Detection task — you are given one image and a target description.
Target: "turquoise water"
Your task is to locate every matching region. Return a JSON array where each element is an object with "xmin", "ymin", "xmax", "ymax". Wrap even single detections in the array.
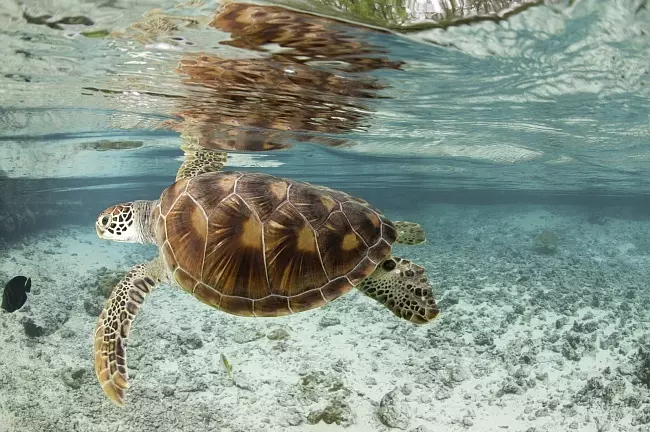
[{"xmin": 1, "ymin": 1, "xmax": 650, "ymax": 431}]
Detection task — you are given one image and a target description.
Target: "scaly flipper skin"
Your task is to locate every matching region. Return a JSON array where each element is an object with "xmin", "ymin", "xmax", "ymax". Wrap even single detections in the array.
[
  {"xmin": 176, "ymin": 142, "xmax": 228, "ymax": 181},
  {"xmin": 357, "ymin": 256, "xmax": 439, "ymax": 324},
  {"xmin": 94, "ymin": 257, "xmax": 166, "ymax": 407},
  {"xmin": 393, "ymin": 221, "xmax": 426, "ymax": 245}
]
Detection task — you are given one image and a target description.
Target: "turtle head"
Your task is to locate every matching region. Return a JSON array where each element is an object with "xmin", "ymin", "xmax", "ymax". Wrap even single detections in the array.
[{"xmin": 96, "ymin": 200, "xmax": 156, "ymax": 244}]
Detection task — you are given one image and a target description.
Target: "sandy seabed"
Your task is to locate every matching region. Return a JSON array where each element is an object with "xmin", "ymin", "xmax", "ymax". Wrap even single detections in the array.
[{"xmin": 1, "ymin": 203, "xmax": 650, "ymax": 432}]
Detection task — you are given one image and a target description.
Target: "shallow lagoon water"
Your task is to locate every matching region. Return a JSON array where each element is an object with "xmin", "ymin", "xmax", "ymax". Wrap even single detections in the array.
[{"xmin": 1, "ymin": 1, "xmax": 650, "ymax": 431}]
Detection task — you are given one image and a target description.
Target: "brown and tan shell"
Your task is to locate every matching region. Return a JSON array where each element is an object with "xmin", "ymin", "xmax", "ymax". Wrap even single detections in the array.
[{"xmin": 152, "ymin": 171, "xmax": 397, "ymax": 317}]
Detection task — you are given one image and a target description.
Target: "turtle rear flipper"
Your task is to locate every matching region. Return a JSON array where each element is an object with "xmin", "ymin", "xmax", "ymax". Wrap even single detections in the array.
[
  {"xmin": 176, "ymin": 142, "xmax": 228, "ymax": 181},
  {"xmin": 357, "ymin": 257, "xmax": 439, "ymax": 324},
  {"xmin": 394, "ymin": 221, "xmax": 426, "ymax": 245},
  {"xmin": 94, "ymin": 258, "xmax": 166, "ymax": 407}
]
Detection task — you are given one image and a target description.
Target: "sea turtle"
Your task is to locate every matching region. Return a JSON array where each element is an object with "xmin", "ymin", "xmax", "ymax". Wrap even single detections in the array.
[{"xmin": 93, "ymin": 144, "xmax": 439, "ymax": 407}]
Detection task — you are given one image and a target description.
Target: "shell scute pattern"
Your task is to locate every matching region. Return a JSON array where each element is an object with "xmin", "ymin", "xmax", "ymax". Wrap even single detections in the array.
[
  {"xmin": 340, "ymin": 201, "xmax": 381, "ymax": 247},
  {"xmin": 158, "ymin": 172, "xmax": 395, "ymax": 316},
  {"xmin": 219, "ymin": 296, "xmax": 254, "ymax": 316},
  {"xmin": 316, "ymin": 211, "xmax": 367, "ymax": 277},
  {"xmin": 193, "ymin": 282, "xmax": 222, "ymax": 308},
  {"xmin": 264, "ymin": 202, "xmax": 329, "ymax": 295},
  {"xmin": 252, "ymin": 295, "xmax": 292, "ymax": 317},
  {"xmin": 368, "ymin": 239, "xmax": 392, "ymax": 263},
  {"xmin": 159, "ymin": 177, "xmax": 190, "ymax": 216},
  {"xmin": 347, "ymin": 257, "xmax": 377, "ymax": 285},
  {"xmin": 202, "ymin": 193, "xmax": 269, "ymax": 298},
  {"xmin": 235, "ymin": 173, "xmax": 289, "ymax": 222},
  {"xmin": 288, "ymin": 181, "xmax": 338, "ymax": 229},
  {"xmin": 187, "ymin": 171, "xmax": 240, "ymax": 213},
  {"xmin": 173, "ymin": 268, "xmax": 198, "ymax": 292},
  {"xmin": 381, "ymin": 217, "xmax": 398, "ymax": 244},
  {"xmin": 160, "ymin": 241, "xmax": 178, "ymax": 271},
  {"xmin": 288, "ymin": 289, "xmax": 327, "ymax": 313},
  {"xmin": 320, "ymin": 277, "xmax": 353, "ymax": 302},
  {"xmin": 153, "ymin": 205, "xmax": 166, "ymax": 246},
  {"xmin": 165, "ymin": 194, "xmax": 208, "ymax": 281}
]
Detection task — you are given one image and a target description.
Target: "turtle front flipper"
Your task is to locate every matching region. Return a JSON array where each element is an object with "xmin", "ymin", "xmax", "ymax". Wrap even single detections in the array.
[
  {"xmin": 393, "ymin": 221, "xmax": 426, "ymax": 245},
  {"xmin": 176, "ymin": 142, "xmax": 228, "ymax": 181},
  {"xmin": 357, "ymin": 257, "xmax": 439, "ymax": 324},
  {"xmin": 94, "ymin": 257, "xmax": 166, "ymax": 407}
]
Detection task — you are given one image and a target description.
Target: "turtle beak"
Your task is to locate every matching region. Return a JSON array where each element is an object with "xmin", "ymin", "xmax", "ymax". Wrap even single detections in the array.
[{"xmin": 96, "ymin": 223, "xmax": 104, "ymax": 238}]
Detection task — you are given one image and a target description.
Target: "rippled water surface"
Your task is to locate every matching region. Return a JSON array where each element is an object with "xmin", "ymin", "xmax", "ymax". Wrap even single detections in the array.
[{"xmin": 1, "ymin": 0, "xmax": 648, "ymax": 195}]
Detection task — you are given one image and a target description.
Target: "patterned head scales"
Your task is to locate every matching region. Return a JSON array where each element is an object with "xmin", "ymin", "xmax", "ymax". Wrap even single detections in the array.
[{"xmin": 96, "ymin": 202, "xmax": 137, "ymax": 242}]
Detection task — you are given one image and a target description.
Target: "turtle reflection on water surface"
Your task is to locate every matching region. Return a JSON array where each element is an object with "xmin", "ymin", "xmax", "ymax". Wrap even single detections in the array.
[{"xmin": 158, "ymin": 0, "xmax": 404, "ymax": 152}]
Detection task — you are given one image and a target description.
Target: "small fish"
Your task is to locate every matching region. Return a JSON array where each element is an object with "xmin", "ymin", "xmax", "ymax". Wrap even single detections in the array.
[
  {"xmin": 220, "ymin": 353, "xmax": 232, "ymax": 378},
  {"xmin": 1, "ymin": 276, "xmax": 32, "ymax": 313}
]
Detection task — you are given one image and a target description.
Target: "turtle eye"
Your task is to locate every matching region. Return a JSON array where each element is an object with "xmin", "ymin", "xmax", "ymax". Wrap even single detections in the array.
[
  {"xmin": 101, "ymin": 215, "xmax": 110, "ymax": 227},
  {"xmin": 382, "ymin": 259, "xmax": 397, "ymax": 271}
]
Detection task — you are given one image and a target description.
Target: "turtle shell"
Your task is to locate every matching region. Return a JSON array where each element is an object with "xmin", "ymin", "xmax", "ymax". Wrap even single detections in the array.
[{"xmin": 153, "ymin": 171, "xmax": 397, "ymax": 317}]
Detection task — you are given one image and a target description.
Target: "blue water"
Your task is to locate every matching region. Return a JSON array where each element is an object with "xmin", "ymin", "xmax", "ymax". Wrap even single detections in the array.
[{"xmin": 1, "ymin": 0, "xmax": 650, "ymax": 431}]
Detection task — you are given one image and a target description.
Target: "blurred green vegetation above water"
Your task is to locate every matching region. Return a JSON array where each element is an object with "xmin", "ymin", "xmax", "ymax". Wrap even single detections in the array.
[{"xmin": 274, "ymin": 0, "xmax": 574, "ymax": 31}]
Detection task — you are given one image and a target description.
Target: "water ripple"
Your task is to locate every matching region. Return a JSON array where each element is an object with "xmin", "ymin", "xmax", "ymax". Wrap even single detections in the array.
[{"xmin": 0, "ymin": 0, "xmax": 648, "ymax": 193}]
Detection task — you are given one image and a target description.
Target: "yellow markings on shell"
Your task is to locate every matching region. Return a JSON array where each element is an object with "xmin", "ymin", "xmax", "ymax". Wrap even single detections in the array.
[
  {"xmin": 296, "ymin": 225, "xmax": 316, "ymax": 252},
  {"xmin": 190, "ymin": 204, "xmax": 208, "ymax": 237},
  {"xmin": 269, "ymin": 181, "xmax": 288, "ymax": 200},
  {"xmin": 341, "ymin": 232, "xmax": 359, "ymax": 251},
  {"xmin": 368, "ymin": 212, "xmax": 381, "ymax": 228},
  {"xmin": 240, "ymin": 215, "xmax": 261, "ymax": 248},
  {"xmin": 320, "ymin": 195, "xmax": 337, "ymax": 212}
]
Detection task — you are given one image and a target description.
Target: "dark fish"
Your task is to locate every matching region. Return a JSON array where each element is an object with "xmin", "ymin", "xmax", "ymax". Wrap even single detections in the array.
[{"xmin": 1, "ymin": 276, "xmax": 32, "ymax": 312}]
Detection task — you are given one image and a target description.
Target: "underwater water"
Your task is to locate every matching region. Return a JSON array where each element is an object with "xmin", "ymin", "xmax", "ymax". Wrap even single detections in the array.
[{"xmin": 1, "ymin": 0, "xmax": 650, "ymax": 431}]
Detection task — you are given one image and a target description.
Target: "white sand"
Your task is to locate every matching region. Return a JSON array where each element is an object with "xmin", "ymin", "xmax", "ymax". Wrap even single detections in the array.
[{"xmin": 1, "ymin": 203, "xmax": 649, "ymax": 432}]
